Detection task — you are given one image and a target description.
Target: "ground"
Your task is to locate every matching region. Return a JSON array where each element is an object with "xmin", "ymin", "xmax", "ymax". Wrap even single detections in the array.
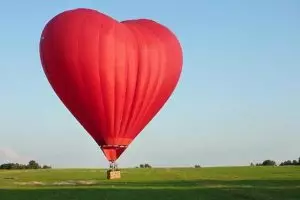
[{"xmin": 0, "ymin": 166, "xmax": 299, "ymax": 200}]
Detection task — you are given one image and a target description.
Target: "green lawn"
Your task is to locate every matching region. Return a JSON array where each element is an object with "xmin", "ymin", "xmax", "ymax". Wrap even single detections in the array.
[{"xmin": 0, "ymin": 166, "xmax": 299, "ymax": 200}]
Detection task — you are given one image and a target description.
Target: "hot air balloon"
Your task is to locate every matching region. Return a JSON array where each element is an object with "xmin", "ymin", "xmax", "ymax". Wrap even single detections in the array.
[{"xmin": 39, "ymin": 8, "xmax": 183, "ymax": 171}]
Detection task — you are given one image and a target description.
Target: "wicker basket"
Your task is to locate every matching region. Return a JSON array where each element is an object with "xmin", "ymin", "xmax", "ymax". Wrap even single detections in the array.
[{"xmin": 107, "ymin": 170, "xmax": 121, "ymax": 179}]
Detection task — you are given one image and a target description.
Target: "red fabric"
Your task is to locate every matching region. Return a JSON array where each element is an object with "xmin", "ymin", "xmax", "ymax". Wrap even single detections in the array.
[
  {"xmin": 101, "ymin": 146, "xmax": 126, "ymax": 162},
  {"xmin": 39, "ymin": 8, "xmax": 183, "ymax": 162}
]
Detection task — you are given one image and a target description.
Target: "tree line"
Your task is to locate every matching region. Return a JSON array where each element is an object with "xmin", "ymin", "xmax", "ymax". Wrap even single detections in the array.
[
  {"xmin": 0, "ymin": 160, "xmax": 51, "ymax": 170},
  {"xmin": 251, "ymin": 156, "xmax": 300, "ymax": 166}
]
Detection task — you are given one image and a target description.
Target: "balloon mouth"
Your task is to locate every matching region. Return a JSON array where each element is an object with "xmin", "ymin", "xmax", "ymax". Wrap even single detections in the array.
[{"xmin": 101, "ymin": 145, "xmax": 128, "ymax": 162}]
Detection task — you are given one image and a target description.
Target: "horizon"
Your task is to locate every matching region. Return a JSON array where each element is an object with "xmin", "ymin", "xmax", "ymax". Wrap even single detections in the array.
[{"xmin": 0, "ymin": 0, "xmax": 299, "ymax": 168}]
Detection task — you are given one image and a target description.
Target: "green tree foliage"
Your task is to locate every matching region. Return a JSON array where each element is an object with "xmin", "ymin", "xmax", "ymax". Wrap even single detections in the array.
[
  {"xmin": 255, "ymin": 160, "xmax": 276, "ymax": 166},
  {"xmin": 0, "ymin": 160, "xmax": 52, "ymax": 170},
  {"xmin": 139, "ymin": 163, "xmax": 152, "ymax": 168},
  {"xmin": 27, "ymin": 160, "xmax": 41, "ymax": 169},
  {"xmin": 279, "ymin": 157, "xmax": 300, "ymax": 166},
  {"xmin": 253, "ymin": 156, "xmax": 300, "ymax": 167},
  {"xmin": 262, "ymin": 160, "xmax": 276, "ymax": 166}
]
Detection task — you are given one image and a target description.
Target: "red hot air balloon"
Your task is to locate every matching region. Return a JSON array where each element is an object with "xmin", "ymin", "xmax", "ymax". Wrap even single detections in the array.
[{"xmin": 39, "ymin": 8, "xmax": 183, "ymax": 165}]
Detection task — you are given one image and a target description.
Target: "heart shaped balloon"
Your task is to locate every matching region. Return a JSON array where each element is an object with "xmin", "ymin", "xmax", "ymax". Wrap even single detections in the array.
[{"xmin": 39, "ymin": 8, "xmax": 183, "ymax": 162}]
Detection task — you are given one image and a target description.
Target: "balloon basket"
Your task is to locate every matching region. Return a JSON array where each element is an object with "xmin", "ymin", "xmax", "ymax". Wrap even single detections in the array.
[
  {"xmin": 106, "ymin": 162, "xmax": 121, "ymax": 180},
  {"xmin": 106, "ymin": 169, "xmax": 121, "ymax": 180}
]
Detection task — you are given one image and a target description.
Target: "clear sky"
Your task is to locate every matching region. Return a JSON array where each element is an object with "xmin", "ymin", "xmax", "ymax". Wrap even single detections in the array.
[{"xmin": 0, "ymin": 0, "xmax": 299, "ymax": 168}]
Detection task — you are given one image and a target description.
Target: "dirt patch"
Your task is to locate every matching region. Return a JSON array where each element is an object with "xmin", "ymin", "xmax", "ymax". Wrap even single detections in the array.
[
  {"xmin": 14, "ymin": 180, "xmax": 98, "ymax": 186},
  {"xmin": 76, "ymin": 180, "xmax": 97, "ymax": 185},
  {"xmin": 15, "ymin": 181, "xmax": 45, "ymax": 186},
  {"xmin": 52, "ymin": 181, "xmax": 76, "ymax": 186},
  {"xmin": 52, "ymin": 180, "xmax": 98, "ymax": 186}
]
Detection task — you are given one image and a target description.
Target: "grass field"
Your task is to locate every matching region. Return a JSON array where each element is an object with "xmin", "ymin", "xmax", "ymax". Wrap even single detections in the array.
[{"xmin": 0, "ymin": 166, "xmax": 299, "ymax": 200}]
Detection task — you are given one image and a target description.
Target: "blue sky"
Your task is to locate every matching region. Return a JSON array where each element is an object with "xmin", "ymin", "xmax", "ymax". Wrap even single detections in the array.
[{"xmin": 0, "ymin": 0, "xmax": 299, "ymax": 168}]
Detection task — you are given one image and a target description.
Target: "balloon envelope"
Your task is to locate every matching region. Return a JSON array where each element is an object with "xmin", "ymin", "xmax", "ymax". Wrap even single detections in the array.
[{"xmin": 39, "ymin": 8, "xmax": 183, "ymax": 162}]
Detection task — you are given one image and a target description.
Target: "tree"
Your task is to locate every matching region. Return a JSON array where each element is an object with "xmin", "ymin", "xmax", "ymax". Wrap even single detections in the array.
[
  {"xmin": 27, "ymin": 160, "xmax": 41, "ymax": 169},
  {"xmin": 139, "ymin": 163, "xmax": 152, "ymax": 168},
  {"xmin": 292, "ymin": 160, "xmax": 298, "ymax": 165},
  {"xmin": 285, "ymin": 160, "xmax": 292, "ymax": 165},
  {"xmin": 42, "ymin": 165, "xmax": 52, "ymax": 169},
  {"xmin": 262, "ymin": 160, "xmax": 276, "ymax": 166},
  {"xmin": 144, "ymin": 163, "xmax": 152, "ymax": 168}
]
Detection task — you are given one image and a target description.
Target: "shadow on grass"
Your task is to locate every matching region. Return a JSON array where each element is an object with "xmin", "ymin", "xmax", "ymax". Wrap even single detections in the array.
[{"xmin": 0, "ymin": 180, "xmax": 299, "ymax": 200}]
